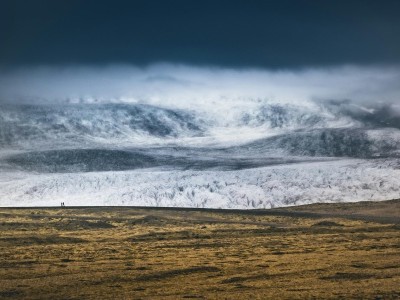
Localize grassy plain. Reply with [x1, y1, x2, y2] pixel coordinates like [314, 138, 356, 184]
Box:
[0, 200, 399, 299]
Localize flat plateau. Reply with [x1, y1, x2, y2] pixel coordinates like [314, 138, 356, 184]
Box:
[1, 200, 399, 299]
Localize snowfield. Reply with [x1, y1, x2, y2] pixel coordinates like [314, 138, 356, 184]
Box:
[1, 159, 399, 208]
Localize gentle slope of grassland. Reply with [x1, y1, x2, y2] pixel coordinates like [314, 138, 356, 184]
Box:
[0, 200, 399, 299]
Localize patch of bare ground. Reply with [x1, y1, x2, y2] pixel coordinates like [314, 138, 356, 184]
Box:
[0, 199, 399, 299]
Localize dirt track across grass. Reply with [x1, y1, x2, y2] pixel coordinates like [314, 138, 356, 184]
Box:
[0, 200, 399, 299]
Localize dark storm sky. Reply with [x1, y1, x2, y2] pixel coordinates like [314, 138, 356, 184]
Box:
[1, 0, 400, 68]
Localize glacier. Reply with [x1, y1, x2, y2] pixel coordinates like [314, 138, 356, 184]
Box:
[1, 101, 399, 208]
[1, 159, 400, 208]
[1, 65, 400, 208]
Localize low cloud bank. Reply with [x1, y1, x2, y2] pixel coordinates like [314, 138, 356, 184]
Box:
[0, 64, 399, 110]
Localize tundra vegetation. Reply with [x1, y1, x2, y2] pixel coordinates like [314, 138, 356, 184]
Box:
[0, 200, 399, 299]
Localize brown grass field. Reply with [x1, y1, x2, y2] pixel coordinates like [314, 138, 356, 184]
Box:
[0, 200, 399, 299]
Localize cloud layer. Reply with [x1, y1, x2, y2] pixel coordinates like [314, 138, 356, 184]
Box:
[0, 64, 399, 109]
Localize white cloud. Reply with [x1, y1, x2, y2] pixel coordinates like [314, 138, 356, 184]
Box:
[0, 64, 399, 108]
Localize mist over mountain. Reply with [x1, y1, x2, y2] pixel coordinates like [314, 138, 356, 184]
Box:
[1, 65, 400, 105]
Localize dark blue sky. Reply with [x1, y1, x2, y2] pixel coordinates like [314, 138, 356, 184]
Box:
[1, 0, 400, 68]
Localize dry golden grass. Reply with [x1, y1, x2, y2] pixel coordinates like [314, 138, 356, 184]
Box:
[0, 200, 399, 299]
